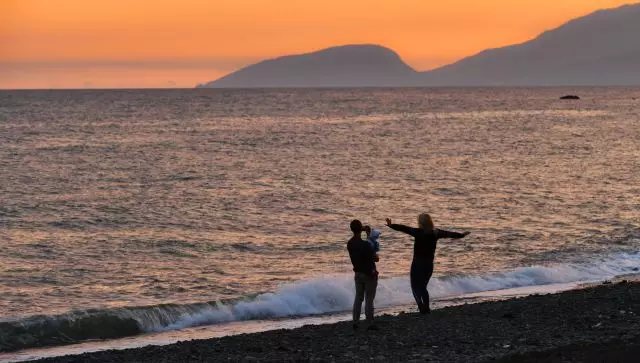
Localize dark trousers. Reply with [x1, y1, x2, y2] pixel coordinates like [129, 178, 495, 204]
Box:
[410, 260, 434, 314]
[353, 272, 377, 322]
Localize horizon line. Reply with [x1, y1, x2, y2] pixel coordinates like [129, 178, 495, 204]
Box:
[3, 85, 639, 91]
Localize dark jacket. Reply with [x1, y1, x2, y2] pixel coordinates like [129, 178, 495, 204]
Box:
[388, 224, 466, 262]
[347, 236, 377, 276]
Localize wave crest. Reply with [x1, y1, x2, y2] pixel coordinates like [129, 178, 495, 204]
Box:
[1, 251, 638, 353]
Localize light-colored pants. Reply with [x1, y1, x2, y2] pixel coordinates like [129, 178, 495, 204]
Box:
[353, 272, 377, 322]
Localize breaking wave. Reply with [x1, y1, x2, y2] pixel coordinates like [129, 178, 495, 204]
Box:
[1, 251, 638, 353]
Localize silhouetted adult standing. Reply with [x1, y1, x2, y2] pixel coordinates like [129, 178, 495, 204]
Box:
[347, 219, 378, 329]
[385, 214, 470, 314]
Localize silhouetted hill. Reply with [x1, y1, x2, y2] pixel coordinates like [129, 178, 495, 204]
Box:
[198, 3, 640, 88]
[198, 45, 419, 88]
[422, 3, 640, 86]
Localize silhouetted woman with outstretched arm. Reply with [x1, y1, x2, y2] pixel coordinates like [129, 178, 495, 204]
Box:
[385, 214, 470, 314]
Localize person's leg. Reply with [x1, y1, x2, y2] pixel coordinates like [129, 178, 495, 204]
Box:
[410, 262, 426, 313]
[353, 273, 365, 323]
[420, 263, 434, 314]
[364, 275, 378, 321]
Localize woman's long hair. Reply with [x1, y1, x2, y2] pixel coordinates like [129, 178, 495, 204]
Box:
[417, 213, 434, 230]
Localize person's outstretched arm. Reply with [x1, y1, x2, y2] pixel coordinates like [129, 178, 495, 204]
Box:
[436, 229, 470, 239]
[385, 218, 418, 237]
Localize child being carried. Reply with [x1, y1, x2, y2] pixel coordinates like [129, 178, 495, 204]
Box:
[363, 226, 381, 262]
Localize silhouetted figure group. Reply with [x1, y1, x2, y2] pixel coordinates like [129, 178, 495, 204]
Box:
[348, 213, 470, 328]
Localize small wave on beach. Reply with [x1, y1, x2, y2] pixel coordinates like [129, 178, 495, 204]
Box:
[164, 251, 640, 331]
[1, 251, 638, 353]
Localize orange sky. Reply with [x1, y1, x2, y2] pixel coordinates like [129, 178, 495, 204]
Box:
[0, 0, 634, 89]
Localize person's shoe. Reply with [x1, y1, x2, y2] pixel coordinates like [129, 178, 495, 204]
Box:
[352, 323, 359, 330]
[366, 323, 379, 331]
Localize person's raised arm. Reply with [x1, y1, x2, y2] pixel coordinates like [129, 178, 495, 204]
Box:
[385, 218, 418, 237]
[436, 229, 470, 239]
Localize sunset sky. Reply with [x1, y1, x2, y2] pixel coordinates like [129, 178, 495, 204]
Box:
[0, 0, 633, 89]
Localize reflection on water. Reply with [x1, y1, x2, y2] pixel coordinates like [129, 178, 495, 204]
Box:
[1, 88, 639, 321]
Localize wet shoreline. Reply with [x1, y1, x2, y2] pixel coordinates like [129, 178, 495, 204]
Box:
[32, 281, 639, 362]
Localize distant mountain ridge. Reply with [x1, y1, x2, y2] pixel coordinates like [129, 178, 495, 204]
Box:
[197, 45, 420, 88]
[198, 3, 640, 88]
[421, 3, 640, 86]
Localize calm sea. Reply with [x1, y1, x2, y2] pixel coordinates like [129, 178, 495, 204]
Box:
[1, 88, 639, 354]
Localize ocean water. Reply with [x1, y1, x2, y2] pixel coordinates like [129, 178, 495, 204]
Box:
[1, 88, 639, 354]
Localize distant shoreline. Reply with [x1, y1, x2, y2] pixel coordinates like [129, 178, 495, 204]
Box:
[3, 85, 640, 91]
[33, 281, 640, 362]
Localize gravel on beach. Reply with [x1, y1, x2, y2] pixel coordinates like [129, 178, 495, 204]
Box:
[35, 281, 640, 362]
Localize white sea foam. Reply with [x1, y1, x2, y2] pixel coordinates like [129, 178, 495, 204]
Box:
[3, 251, 638, 356]
[159, 251, 640, 331]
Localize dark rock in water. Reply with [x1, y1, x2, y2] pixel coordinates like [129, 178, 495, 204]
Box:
[560, 95, 581, 100]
